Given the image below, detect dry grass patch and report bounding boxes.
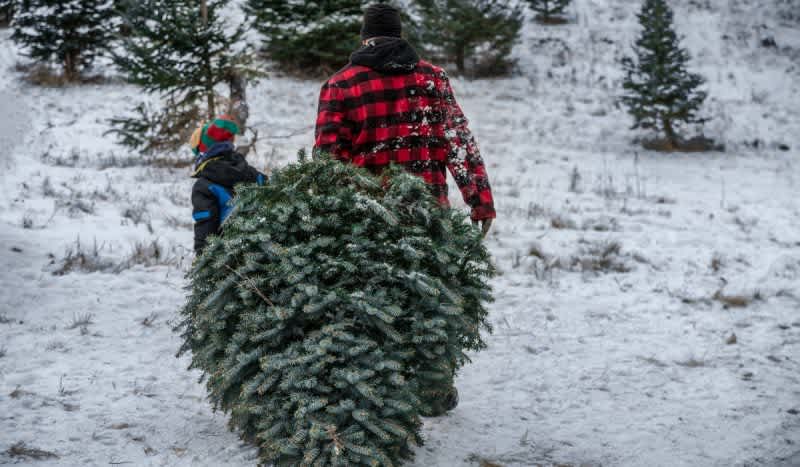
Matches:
[676,357,706,368]
[66,313,94,330]
[16,62,108,87]
[641,135,724,152]
[6,442,59,460]
[125,240,180,268]
[713,290,757,308]
[551,215,577,230]
[569,240,632,273]
[52,238,179,276]
[52,239,116,275]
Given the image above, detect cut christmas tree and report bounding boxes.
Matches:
[621,0,711,151]
[177,154,494,466]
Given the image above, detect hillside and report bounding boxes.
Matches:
[1,1,799,466]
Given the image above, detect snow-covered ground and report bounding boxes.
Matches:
[1,0,799,466]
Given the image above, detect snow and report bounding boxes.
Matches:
[1,0,799,466]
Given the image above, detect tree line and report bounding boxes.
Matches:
[4,0,710,151]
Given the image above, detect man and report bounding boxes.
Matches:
[314,4,495,416]
[314,3,495,236]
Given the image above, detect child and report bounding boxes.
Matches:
[189,115,265,253]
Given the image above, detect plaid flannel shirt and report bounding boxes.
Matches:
[314,60,496,221]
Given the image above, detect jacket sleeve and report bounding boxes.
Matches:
[313,81,353,161]
[242,162,267,186]
[440,73,496,221]
[192,180,221,254]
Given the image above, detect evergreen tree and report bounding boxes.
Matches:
[621,0,707,149]
[111,0,254,152]
[526,0,570,24]
[177,154,494,466]
[416,0,523,76]
[11,0,116,80]
[244,0,365,73]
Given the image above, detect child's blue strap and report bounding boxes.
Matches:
[256,173,265,186]
[193,210,211,221]
[208,184,234,222]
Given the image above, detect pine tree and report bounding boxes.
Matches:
[621,0,708,149]
[244,0,366,73]
[416,0,523,76]
[111,0,254,152]
[11,0,117,80]
[526,0,570,24]
[177,154,494,466]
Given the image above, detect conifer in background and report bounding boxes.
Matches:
[177,154,494,466]
[416,0,523,76]
[11,0,117,80]
[244,0,366,73]
[111,0,254,153]
[526,0,570,24]
[621,0,708,149]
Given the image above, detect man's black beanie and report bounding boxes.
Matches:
[361,3,403,40]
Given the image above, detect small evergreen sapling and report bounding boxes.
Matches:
[621,0,708,150]
[11,0,117,80]
[526,0,570,24]
[111,0,254,152]
[244,0,366,73]
[177,154,494,466]
[416,0,523,76]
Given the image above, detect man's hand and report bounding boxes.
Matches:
[472,218,493,238]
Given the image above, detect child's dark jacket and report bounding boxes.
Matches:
[192,142,264,253]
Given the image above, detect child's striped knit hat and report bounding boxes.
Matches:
[189,115,240,156]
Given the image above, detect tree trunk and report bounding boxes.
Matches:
[455,46,465,74]
[662,116,678,150]
[228,71,253,155]
[200,0,215,119]
[227,72,248,129]
[200,0,208,23]
[64,51,79,82]
[204,68,216,119]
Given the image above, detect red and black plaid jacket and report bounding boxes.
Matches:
[314,60,496,221]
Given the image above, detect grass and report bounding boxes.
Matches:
[713,290,754,308]
[6,441,59,460]
[125,240,179,268]
[140,312,159,327]
[570,240,632,273]
[676,357,706,368]
[550,215,577,230]
[121,202,152,227]
[52,239,115,276]
[16,62,110,87]
[66,313,95,330]
[53,238,179,276]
